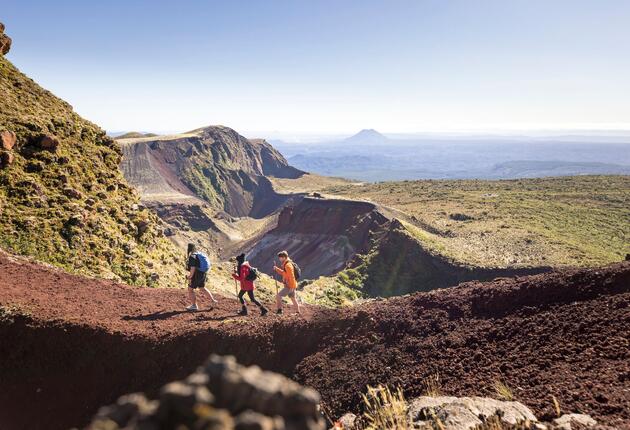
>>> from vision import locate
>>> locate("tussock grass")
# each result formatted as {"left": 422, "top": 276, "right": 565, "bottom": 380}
{"left": 552, "top": 395, "right": 561, "bottom": 418}
{"left": 423, "top": 373, "right": 442, "bottom": 397}
{"left": 361, "top": 385, "right": 409, "bottom": 430}
{"left": 494, "top": 380, "right": 514, "bottom": 401}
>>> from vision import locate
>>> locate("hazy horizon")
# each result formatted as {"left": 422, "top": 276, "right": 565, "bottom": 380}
{"left": 4, "top": 0, "right": 630, "bottom": 135}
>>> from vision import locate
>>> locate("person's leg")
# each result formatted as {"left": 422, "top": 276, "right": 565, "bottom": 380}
{"left": 237, "top": 290, "right": 248, "bottom": 315}
{"left": 289, "top": 291, "right": 301, "bottom": 314}
{"left": 187, "top": 287, "right": 198, "bottom": 310}
{"left": 247, "top": 291, "right": 263, "bottom": 307}
{"left": 276, "top": 288, "right": 287, "bottom": 313}
{"left": 201, "top": 287, "right": 218, "bottom": 303}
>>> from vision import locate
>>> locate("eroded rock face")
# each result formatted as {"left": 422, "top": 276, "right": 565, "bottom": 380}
{"left": 119, "top": 126, "right": 303, "bottom": 218}
{"left": 0, "top": 23, "right": 12, "bottom": 56}
{"left": 86, "top": 355, "right": 326, "bottom": 430}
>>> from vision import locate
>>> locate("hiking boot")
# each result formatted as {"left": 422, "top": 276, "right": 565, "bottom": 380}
{"left": 237, "top": 306, "right": 248, "bottom": 316}
{"left": 260, "top": 307, "right": 269, "bottom": 316}
{"left": 186, "top": 304, "right": 198, "bottom": 311}
{"left": 276, "top": 308, "right": 283, "bottom": 315}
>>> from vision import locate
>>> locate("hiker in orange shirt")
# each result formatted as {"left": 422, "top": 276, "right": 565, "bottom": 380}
{"left": 273, "top": 250, "right": 301, "bottom": 315}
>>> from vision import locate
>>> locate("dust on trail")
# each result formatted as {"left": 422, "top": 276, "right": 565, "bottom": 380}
{"left": 1, "top": 250, "right": 629, "bottom": 429}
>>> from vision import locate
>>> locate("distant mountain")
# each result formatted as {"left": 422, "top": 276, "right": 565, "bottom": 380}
{"left": 114, "top": 131, "right": 159, "bottom": 140}
{"left": 343, "top": 129, "right": 389, "bottom": 145}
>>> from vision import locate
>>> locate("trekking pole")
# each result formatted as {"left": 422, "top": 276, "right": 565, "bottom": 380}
{"left": 233, "top": 262, "right": 239, "bottom": 302}
{"left": 273, "top": 260, "right": 279, "bottom": 295}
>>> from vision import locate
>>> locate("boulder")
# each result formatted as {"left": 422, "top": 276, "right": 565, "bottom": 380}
{"left": 39, "top": 135, "right": 60, "bottom": 151}
{"left": 0, "top": 23, "right": 11, "bottom": 56}
{"left": 332, "top": 413, "right": 357, "bottom": 429}
{"left": 0, "top": 151, "right": 14, "bottom": 168}
{"left": 63, "top": 187, "right": 83, "bottom": 199}
{"left": 136, "top": 219, "right": 150, "bottom": 235}
{"left": 407, "top": 396, "right": 537, "bottom": 430}
{"left": 552, "top": 413, "right": 597, "bottom": 430}
{"left": 1, "top": 130, "right": 16, "bottom": 150}
{"left": 85, "top": 355, "right": 325, "bottom": 430}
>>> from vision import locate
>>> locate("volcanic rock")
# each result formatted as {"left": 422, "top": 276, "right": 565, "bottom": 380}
{"left": 135, "top": 219, "right": 150, "bottom": 235}
{"left": 63, "top": 187, "right": 83, "bottom": 199}
{"left": 553, "top": 413, "right": 597, "bottom": 430}
{"left": 86, "top": 354, "right": 325, "bottom": 430}
{"left": 1, "top": 130, "right": 16, "bottom": 150}
{"left": 39, "top": 134, "right": 60, "bottom": 151}
{"left": 0, "top": 150, "right": 14, "bottom": 167}
{"left": 334, "top": 413, "right": 357, "bottom": 429}
{"left": 0, "top": 23, "right": 11, "bottom": 56}
{"left": 407, "top": 396, "right": 537, "bottom": 429}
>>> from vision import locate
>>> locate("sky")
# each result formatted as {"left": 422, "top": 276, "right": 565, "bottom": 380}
{"left": 3, "top": 0, "right": 630, "bottom": 137}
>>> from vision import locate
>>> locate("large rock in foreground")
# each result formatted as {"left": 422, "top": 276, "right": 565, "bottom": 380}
{"left": 408, "top": 396, "right": 538, "bottom": 429}
{"left": 86, "top": 355, "right": 326, "bottom": 430}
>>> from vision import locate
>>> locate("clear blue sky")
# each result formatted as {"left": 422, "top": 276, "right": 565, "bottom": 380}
{"left": 3, "top": 0, "right": 630, "bottom": 136}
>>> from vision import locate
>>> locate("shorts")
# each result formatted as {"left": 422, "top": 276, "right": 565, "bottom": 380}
{"left": 189, "top": 270, "right": 207, "bottom": 289}
{"left": 278, "top": 286, "right": 296, "bottom": 298}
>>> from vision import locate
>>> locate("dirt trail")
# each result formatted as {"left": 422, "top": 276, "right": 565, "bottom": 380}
{"left": 1, "top": 251, "right": 629, "bottom": 429}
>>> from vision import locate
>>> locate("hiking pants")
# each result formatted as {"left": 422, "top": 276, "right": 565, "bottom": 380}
{"left": 238, "top": 290, "right": 263, "bottom": 307}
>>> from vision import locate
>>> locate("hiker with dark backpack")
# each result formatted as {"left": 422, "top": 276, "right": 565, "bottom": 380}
{"left": 232, "top": 253, "right": 268, "bottom": 316}
{"left": 273, "top": 250, "right": 301, "bottom": 315}
{"left": 185, "top": 243, "right": 218, "bottom": 311}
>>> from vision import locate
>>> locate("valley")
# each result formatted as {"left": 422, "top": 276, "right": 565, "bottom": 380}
{"left": 116, "top": 129, "right": 628, "bottom": 299}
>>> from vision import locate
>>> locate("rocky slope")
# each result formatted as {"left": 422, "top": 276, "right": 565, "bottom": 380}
{"left": 0, "top": 23, "right": 183, "bottom": 286}
{"left": 247, "top": 197, "right": 389, "bottom": 279}
{"left": 119, "top": 126, "right": 303, "bottom": 218}
{"left": 245, "top": 196, "right": 548, "bottom": 296}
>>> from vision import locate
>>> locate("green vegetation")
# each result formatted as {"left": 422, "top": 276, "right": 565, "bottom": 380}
{"left": 325, "top": 176, "right": 630, "bottom": 268}
{"left": 0, "top": 56, "right": 184, "bottom": 287}
{"left": 298, "top": 275, "right": 364, "bottom": 307}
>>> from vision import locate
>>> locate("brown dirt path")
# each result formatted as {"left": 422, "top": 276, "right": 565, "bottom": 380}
{"left": 0, "top": 251, "right": 318, "bottom": 338}
{"left": 1, "top": 251, "right": 629, "bottom": 429}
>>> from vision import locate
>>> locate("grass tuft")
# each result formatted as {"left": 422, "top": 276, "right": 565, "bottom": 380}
{"left": 361, "top": 385, "right": 409, "bottom": 430}
{"left": 423, "top": 373, "right": 442, "bottom": 397}
{"left": 493, "top": 380, "right": 514, "bottom": 401}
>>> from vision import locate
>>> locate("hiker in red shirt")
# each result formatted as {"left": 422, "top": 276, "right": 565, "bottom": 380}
{"left": 232, "top": 253, "right": 268, "bottom": 316}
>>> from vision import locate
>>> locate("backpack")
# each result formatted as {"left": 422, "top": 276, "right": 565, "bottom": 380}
{"left": 192, "top": 252, "right": 211, "bottom": 273}
{"left": 291, "top": 261, "right": 302, "bottom": 280}
{"left": 245, "top": 266, "right": 259, "bottom": 281}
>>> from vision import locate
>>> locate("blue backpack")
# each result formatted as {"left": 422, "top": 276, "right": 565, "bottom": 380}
{"left": 192, "top": 252, "right": 211, "bottom": 273}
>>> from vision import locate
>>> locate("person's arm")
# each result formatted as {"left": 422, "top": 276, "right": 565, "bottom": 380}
{"left": 232, "top": 266, "right": 243, "bottom": 281}
{"left": 188, "top": 266, "right": 196, "bottom": 280}
{"left": 273, "top": 265, "right": 285, "bottom": 276}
